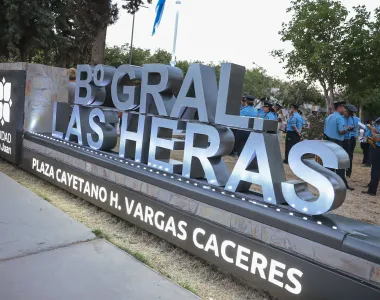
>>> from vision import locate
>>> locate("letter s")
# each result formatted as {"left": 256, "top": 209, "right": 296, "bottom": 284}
{"left": 177, "top": 221, "right": 187, "bottom": 241}
{"left": 282, "top": 140, "right": 349, "bottom": 215}
{"left": 285, "top": 268, "right": 303, "bottom": 295}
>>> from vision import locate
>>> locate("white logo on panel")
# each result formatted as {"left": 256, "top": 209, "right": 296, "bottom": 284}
{"left": 0, "top": 77, "right": 12, "bottom": 126}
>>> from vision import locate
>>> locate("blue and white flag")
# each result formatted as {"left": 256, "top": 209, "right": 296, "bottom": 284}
{"left": 152, "top": 0, "right": 167, "bottom": 35}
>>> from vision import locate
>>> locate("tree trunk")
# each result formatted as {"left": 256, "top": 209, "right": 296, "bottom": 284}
{"left": 91, "top": 26, "right": 108, "bottom": 65}
{"left": 322, "top": 87, "right": 330, "bottom": 114}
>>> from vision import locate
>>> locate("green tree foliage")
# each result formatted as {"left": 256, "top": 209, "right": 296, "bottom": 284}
{"left": 0, "top": 0, "right": 151, "bottom": 66}
{"left": 104, "top": 45, "right": 324, "bottom": 105}
{"left": 272, "top": 0, "right": 349, "bottom": 108}
{"left": 0, "top": 0, "right": 55, "bottom": 61}
{"left": 276, "top": 81, "right": 324, "bottom": 106}
{"left": 273, "top": 0, "right": 380, "bottom": 116}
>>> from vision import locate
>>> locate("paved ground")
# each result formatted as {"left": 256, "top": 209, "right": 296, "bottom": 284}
{"left": 0, "top": 172, "right": 198, "bottom": 300}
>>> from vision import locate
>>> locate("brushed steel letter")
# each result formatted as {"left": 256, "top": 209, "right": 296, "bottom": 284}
{"left": 282, "top": 140, "right": 349, "bottom": 215}
{"left": 183, "top": 123, "right": 234, "bottom": 186}
{"left": 225, "top": 132, "right": 287, "bottom": 205}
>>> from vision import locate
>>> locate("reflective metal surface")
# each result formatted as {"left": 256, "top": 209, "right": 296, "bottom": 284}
{"left": 64, "top": 105, "right": 92, "bottom": 145}
{"left": 282, "top": 140, "right": 349, "bottom": 215}
{"left": 87, "top": 108, "right": 118, "bottom": 151}
{"left": 140, "top": 64, "right": 183, "bottom": 116}
{"left": 225, "top": 132, "right": 287, "bottom": 205}
{"left": 74, "top": 65, "right": 106, "bottom": 106}
{"left": 119, "top": 112, "right": 152, "bottom": 163}
{"left": 170, "top": 64, "right": 218, "bottom": 122}
{"left": 148, "top": 117, "right": 185, "bottom": 173}
{"left": 182, "top": 123, "right": 234, "bottom": 186}
{"left": 52, "top": 102, "right": 71, "bottom": 139}
{"left": 215, "top": 63, "right": 249, "bottom": 128}
{"left": 111, "top": 65, "right": 142, "bottom": 111}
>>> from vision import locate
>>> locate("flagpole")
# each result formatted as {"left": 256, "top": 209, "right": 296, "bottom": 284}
{"left": 170, "top": 0, "right": 181, "bottom": 67}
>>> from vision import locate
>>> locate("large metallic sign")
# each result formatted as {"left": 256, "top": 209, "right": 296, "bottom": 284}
{"left": 22, "top": 150, "right": 380, "bottom": 300}
{"left": 51, "top": 63, "right": 350, "bottom": 216}
{"left": 0, "top": 70, "right": 26, "bottom": 164}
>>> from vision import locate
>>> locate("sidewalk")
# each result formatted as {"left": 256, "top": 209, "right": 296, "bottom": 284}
{"left": 0, "top": 172, "right": 199, "bottom": 300}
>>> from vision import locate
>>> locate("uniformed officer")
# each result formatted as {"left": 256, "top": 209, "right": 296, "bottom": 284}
{"left": 257, "top": 98, "right": 267, "bottom": 118}
{"left": 273, "top": 103, "right": 282, "bottom": 118}
{"left": 241, "top": 96, "right": 258, "bottom": 117}
{"left": 283, "top": 104, "right": 304, "bottom": 164}
{"left": 362, "top": 117, "right": 380, "bottom": 196}
{"left": 231, "top": 96, "right": 257, "bottom": 156}
{"left": 261, "top": 102, "right": 278, "bottom": 120}
{"left": 240, "top": 96, "right": 248, "bottom": 111}
{"left": 346, "top": 104, "right": 359, "bottom": 178}
{"left": 324, "top": 101, "right": 354, "bottom": 190}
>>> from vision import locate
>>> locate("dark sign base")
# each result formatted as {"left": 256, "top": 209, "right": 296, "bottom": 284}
{"left": 21, "top": 146, "right": 380, "bottom": 300}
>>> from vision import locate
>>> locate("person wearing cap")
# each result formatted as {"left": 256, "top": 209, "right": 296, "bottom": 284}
{"left": 342, "top": 106, "right": 355, "bottom": 177}
{"left": 346, "top": 104, "right": 360, "bottom": 177}
{"left": 362, "top": 117, "right": 380, "bottom": 196}
{"left": 230, "top": 96, "right": 259, "bottom": 157}
{"left": 240, "top": 97, "right": 258, "bottom": 117}
{"left": 261, "top": 102, "right": 278, "bottom": 120}
{"left": 241, "top": 96, "right": 248, "bottom": 111}
{"left": 258, "top": 98, "right": 267, "bottom": 118}
{"left": 283, "top": 104, "right": 304, "bottom": 164}
{"left": 324, "top": 101, "right": 354, "bottom": 190}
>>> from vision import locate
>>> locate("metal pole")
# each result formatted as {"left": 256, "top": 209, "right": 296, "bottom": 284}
{"left": 170, "top": 0, "right": 181, "bottom": 67}
{"left": 129, "top": 13, "right": 136, "bottom": 65}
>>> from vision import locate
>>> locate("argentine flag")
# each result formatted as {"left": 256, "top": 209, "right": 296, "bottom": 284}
{"left": 152, "top": 0, "right": 167, "bottom": 35}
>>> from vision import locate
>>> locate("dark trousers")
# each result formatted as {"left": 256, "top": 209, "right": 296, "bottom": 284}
{"left": 284, "top": 131, "right": 301, "bottom": 162}
{"left": 324, "top": 135, "right": 350, "bottom": 188}
{"left": 346, "top": 137, "right": 357, "bottom": 177}
{"left": 368, "top": 147, "right": 380, "bottom": 195}
{"left": 361, "top": 142, "right": 371, "bottom": 165}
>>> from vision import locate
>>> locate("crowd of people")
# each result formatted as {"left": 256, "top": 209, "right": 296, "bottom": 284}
{"left": 235, "top": 95, "right": 380, "bottom": 197}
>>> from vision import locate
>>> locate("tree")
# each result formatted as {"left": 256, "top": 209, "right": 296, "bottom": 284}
{"left": 276, "top": 81, "right": 324, "bottom": 106}
{"left": 145, "top": 49, "right": 172, "bottom": 64}
{"left": 104, "top": 43, "right": 151, "bottom": 66}
{"left": 272, "top": 0, "right": 349, "bottom": 108}
{"left": 0, "top": 0, "right": 55, "bottom": 61}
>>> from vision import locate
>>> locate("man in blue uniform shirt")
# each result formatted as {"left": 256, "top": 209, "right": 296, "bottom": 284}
{"left": 346, "top": 104, "right": 359, "bottom": 177}
{"left": 342, "top": 106, "right": 355, "bottom": 177}
{"left": 231, "top": 96, "right": 258, "bottom": 156}
{"left": 241, "top": 96, "right": 258, "bottom": 117}
{"left": 261, "top": 102, "right": 278, "bottom": 120}
{"left": 257, "top": 98, "right": 266, "bottom": 118}
{"left": 324, "top": 101, "right": 354, "bottom": 190}
{"left": 362, "top": 117, "right": 380, "bottom": 196}
{"left": 283, "top": 104, "right": 304, "bottom": 164}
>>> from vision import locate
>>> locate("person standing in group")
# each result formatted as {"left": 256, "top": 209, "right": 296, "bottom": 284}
{"left": 240, "top": 95, "right": 258, "bottom": 117}
{"left": 273, "top": 103, "right": 284, "bottom": 141}
{"left": 342, "top": 107, "right": 354, "bottom": 159}
{"left": 261, "top": 102, "right": 278, "bottom": 120}
{"left": 258, "top": 98, "right": 267, "bottom": 118}
{"left": 345, "top": 104, "right": 359, "bottom": 178}
{"left": 230, "top": 95, "right": 258, "bottom": 157}
{"left": 362, "top": 117, "right": 380, "bottom": 196}
{"left": 359, "top": 122, "right": 371, "bottom": 167}
{"left": 323, "top": 101, "right": 354, "bottom": 190}
{"left": 240, "top": 96, "right": 248, "bottom": 111}
{"left": 283, "top": 104, "right": 304, "bottom": 164}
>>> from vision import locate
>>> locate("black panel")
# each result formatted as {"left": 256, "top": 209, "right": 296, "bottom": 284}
{"left": 21, "top": 148, "right": 380, "bottom": 300}
{"left": 23, "top": 132, "right": 380, "bottom": 265}
{"left": 0, "top": 71, "right": 26, "bottom": 164}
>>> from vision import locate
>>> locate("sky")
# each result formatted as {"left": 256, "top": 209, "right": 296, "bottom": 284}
{"left": 106, "top": 0, "right": 379, "bottom": 80}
